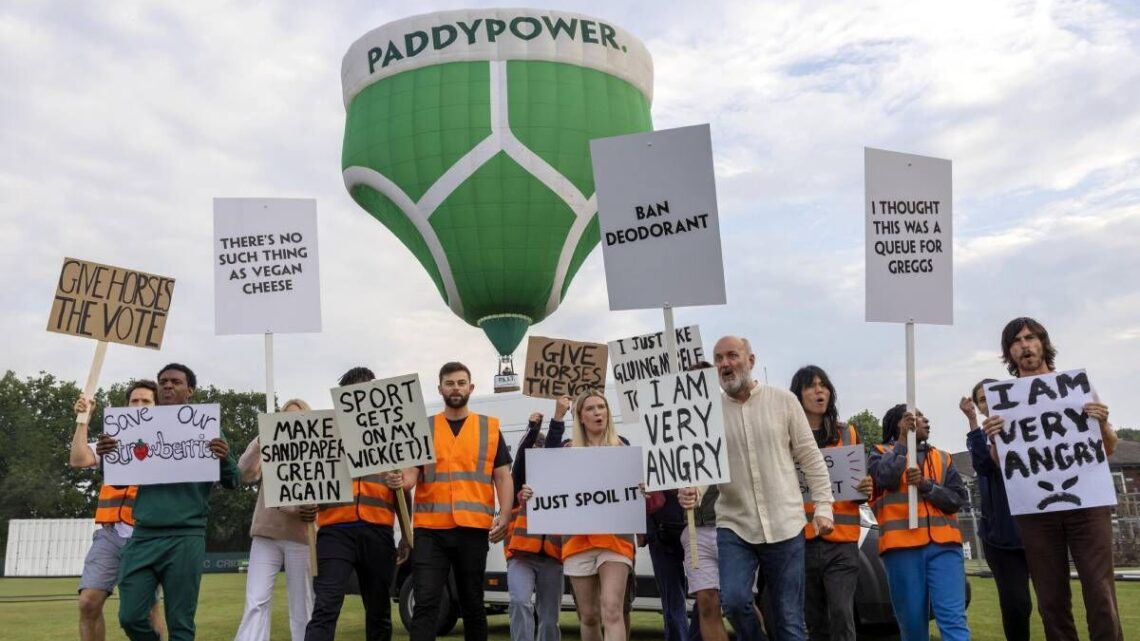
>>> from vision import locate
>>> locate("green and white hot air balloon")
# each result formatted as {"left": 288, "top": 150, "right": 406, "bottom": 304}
{"left": 341, "top": 8, "right": 654, "bottom": 357}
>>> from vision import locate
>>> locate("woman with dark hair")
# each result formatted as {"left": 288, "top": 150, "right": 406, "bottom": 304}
{"left": 790, "top": 366, "right": 871, "bottom": 641}
{"left": 961, "top": 379, "right": 1031, "bottom": 641}
{"left": 868, "top": 405, "right": 969, "bottom": 641}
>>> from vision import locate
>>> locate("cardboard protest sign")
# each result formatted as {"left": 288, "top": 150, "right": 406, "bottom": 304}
{"left": 609, "top": 325, "right": 704, "bottom": 424}
{"left": 864, "top": 148, "right": 953, "bottom": 325}
{"left": 214, "top": 198, "right": 322, "bottom": 335}
{"left": 257, "top": 410, "right": 353, "bottom": 508}
{"left": 525, "top": 446, "right": 647, "bottom": 535}
{"left": 797, "top": 444, "right": 867, "bottom": 502}
{"left": 984, "top": 369, "right": 1116, "bottom": 515}
{"left": 591, "top": 124, "right": 726, "bottom": 311}
{"left": 331, "top": 373, "right": 433, "bottom": 477}
{"left": 47, "top": 258, "right": 176, "bottom": 349}
{"left": 102, "top": 404, "right": 221, "bottom": 485}
{"left": 523, "top": 336, "right": 608, "bottom": 399}
{"left": 635, "top": 369, "right": 728, "bottom": 491}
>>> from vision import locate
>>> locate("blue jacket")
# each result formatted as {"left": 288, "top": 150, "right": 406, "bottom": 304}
{"left": 966, "top": 427, "right": 1022, "bottom": 549}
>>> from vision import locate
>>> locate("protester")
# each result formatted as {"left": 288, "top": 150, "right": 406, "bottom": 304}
{"left": 69, "top": 381, "right": 166, "bottom": 641}
{"left": 306, "top": 368, "right": 404, "bottom": 641}
{"left": 521, "top": 391, "right": 637, "bottom": 641}
{"left": 233, "top": 398, "right": 314, "bottom": 641}
{"left": 682, "top": 484, "right": 723, "bottom": 641}
{"left": 680, "top": 336, "right": 833, "bottom": 641}
{"left": 503, "top": 396, "right": 569, "bottom": 641}
{"left": 644, "top": 488, "right": 698, "bottom": 641}
{"left": 960, "top": 379, "right": 1031, "bottom": 641}
{"left": 870, "top": 405, "right": 969, "bottom": 641}
{"left": 790, "top": 365, "right": 872, "bottom": 641}
{"left": 110, "top": 363, "right": 240, "bottom": 641}
{"left": 397, "top": 361, "right": 513, "bottom": 641}
{"left": 981, "top": 317, "right": 1121, "bottom": 641}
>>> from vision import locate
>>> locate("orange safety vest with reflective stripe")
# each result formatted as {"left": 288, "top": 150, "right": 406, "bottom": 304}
{"left": 804, "top": 424, "right": 864, "bottom": 543}
{"left": 317, "top": 474, "right": 396, "bottom": 527}
{"left": 871, "top": 444, "right": 962, "bottom": 554}
{"left": 94, "top": 484, "right": 137, "bottom": 526}
{"left": 562, "top": 533, "right": 636, "bottom": 562}
{"left": 414, "top": 413, "right": 500, "bottom": 530}
{"left": 504, "top": 504, "right": 563, "bottom": 561}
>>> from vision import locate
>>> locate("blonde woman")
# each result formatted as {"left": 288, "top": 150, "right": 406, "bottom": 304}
{"left": 234, "top": 399, "right": 314, "bottom": 641}
{"left": 520, "top": 391, "right": 636, "bottom": 641}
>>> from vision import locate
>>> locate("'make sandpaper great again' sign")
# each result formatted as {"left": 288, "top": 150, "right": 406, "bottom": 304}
{"left": 48, "top": 258, "right": 176, "bottom": 349}
{"left": 258, "top": 410, "right": 353, "bottom": 507}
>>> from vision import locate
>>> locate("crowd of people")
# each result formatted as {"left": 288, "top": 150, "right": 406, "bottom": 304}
{"left": 67, "top": 317, "right": 1123, "bottom": 641}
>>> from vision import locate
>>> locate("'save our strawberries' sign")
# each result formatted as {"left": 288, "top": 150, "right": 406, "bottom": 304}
{"left": 102, "top": 404, "right": 223, "bottom": 485}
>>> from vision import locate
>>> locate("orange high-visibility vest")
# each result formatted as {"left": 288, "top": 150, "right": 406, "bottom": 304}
{"left": 94, "top": 484, "right": 137, "bottom": 526}
{"left": 317, "top": 474, "right": 396, "bottom": 527}
{"left": 871, "top": 444, "right": 962, "bottom": 554}
{"left": 805, "top": 424, "right": 864, "bottom": 543}
{"left": 562, "top": 534, "right": 636, "bottom": 562}
{"left": 505, "top": 504, "right": 563, "bottom": 561}
{"left": 414, "top": 413, "right": 500, "bottom": 530}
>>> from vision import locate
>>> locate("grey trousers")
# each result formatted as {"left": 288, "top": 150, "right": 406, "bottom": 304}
{"left": 803, "top": 538, "right": 859, "bottom": 641}
{"left": 507, "top": 553, "right": 564, "bottom": 641}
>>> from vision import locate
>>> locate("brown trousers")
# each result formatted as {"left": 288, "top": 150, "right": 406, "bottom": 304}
{"left": 1015, "top": 506, "right": 1121, "bottom": 641}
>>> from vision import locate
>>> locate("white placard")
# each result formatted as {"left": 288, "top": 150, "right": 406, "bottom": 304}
{"left": 984, "top": 369, "right": 1116, "bottom": 516}
{"left": 797, "top": 444, "right": 867, "bottom": 502}
{"left": 257, "top": 410, "right": 354, "bottom": 508}
{"left": 609, "top": 325, "right": 704, "bottom": 425}
{"left": 102, "top": 404, "right": 222, "bottom": 485}
{"left": 591, "top": 124, "right": 726, "bottom": 311}
{"left": 525, "top": 447, "right": 647, "bottom": 535}
{"left": 331, "top": 373, "right": 434, "bottom": 477}
{"left": 635, "top": 369, "right": 728, "bottom": 491}
{"left": 214, "top": 198, "right": 322, "bottom": 335}
{"left": 864, "top": 148, "right": 952, "bottom": 325}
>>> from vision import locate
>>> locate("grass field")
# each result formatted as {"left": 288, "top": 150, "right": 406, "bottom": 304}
{"left": 1, "top": 574, "right": 1137, "bottom": 640}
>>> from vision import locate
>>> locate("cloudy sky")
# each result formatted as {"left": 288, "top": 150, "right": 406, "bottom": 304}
{"left": 3, "top": 0, "right": 1138, "bottom": 453}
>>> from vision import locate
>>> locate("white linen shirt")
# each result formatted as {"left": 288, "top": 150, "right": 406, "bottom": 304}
{"left": 715, "top": 382, "right": 834, "bottom": 544}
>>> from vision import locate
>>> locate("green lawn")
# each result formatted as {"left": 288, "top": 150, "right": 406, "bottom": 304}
{"left": 1, "top": 574, "right": 1137, "bottom": 640}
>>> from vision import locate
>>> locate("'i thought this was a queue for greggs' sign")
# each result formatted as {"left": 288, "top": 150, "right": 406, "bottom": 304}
{"left": 340, "top": 8, "right": 654, "bottom": 359}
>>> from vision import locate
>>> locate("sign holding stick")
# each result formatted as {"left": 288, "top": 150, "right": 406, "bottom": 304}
{"left": 103, "top": 404, "right": 221, "bottom": 485}
{"left": 636, "top": 369, "right": 729, "bottom": 492}
{"left": 609, "top": 325, "right": 704, "bottom": 424}
{"left": 984, "top": 369, "right": 1116, "bottom": 515}
{"left": 257, "top": 410, "right": 353, "bottom": 508}
{"left": 48, "top": 257, "right": 176, "bottom": 349}
{"left": 525, "top": 447, "right": 647, "bottom": 535}
{"left": 523, "top": 336, "right": 608, "bottom": 399}
{"left": 797, "top": 445, "right": 867, "bottom": 502}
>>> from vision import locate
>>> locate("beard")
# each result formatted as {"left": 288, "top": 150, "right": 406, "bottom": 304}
{"left": 444, "top": 392, "right": 470, "bottom": 409}
{"left": 719, "top": 367, "right": 751, "bottom": 396}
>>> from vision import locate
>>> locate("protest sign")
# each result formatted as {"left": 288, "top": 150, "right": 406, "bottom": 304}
{"left": 591, "top": 124, "right": 726, "bottom": 311}
{"left": 102, "top": 404, "right": 221, "bottom": 485}
{"left": 523, "top": 336, "right": 608, "bottom": 399}
{"left": 984, "top": 369, "right": 1116, "bottom": 515}
{"left": 257, "top": 410, "right": 353, "bottom": 508}
{"left": 213, "top": 198, "right": 322, "bottom": 335}
{"left": 525, "top": 446, "right": 646, "bottom": 535}
{"left": 797, "top": 444, "right": 867, "bottom": 502}
{"left": 864, "top": 147, "right": 953, "bottom": 325}
{"left": 331, "top": 373, "right": 433, "bottom": 477}
{"left": 635, "top": 369, "right": 728, "bottom": 491}
{"left": 609, "top": 325, "right": 704, "bottom": 424}
{"left": 47, "top": 258, "right": 176, "bottom": 349}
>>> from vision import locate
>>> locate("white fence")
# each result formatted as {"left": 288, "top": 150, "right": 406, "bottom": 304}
{"left": 5, "top": 518, "right": 97, "bottom": 577}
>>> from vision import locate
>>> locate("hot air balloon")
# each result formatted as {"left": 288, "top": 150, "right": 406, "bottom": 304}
{"left": 340, "top": 8, "right": 654, "bottom": 369}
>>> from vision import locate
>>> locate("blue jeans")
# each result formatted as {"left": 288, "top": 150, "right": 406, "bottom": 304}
{"left": 881, "top": 543, "right": 970, "bottom": 641}
{"left": 717, "top": 528, "right": 805, "bottom": 641}
{"left": 507, "top": 554, "right": 563, "bottom": 641}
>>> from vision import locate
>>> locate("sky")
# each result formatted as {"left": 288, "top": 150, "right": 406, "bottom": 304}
{"left": 2, "top": 0, "right": 1139, "bottom": 454}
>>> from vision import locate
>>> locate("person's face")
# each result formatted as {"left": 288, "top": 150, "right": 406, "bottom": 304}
{"left": 1009, "top": 325, "right": 1046, "bottom": 375}
{"left": 128, "top": 388, "right": 156, "bottom": 407}
{"left": 438, "top": 371, "right": 472, "bottom": 409}
{"left": 915, "top": 411, "right": 930, "bottom": 441}
{"left": 713, "top": 337, "right": 754, "bottom": 395}
{"left": 973, "top": 388, "right": 990, "bottom": 417}
{"left": 157, "top": 369, "right": 192, "bottom": 405}
{"left": 578, "top": 395, "right": 609, "bottom": 437}
{"left": 800, "top": 376, "right": 829, "bottom": 420}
